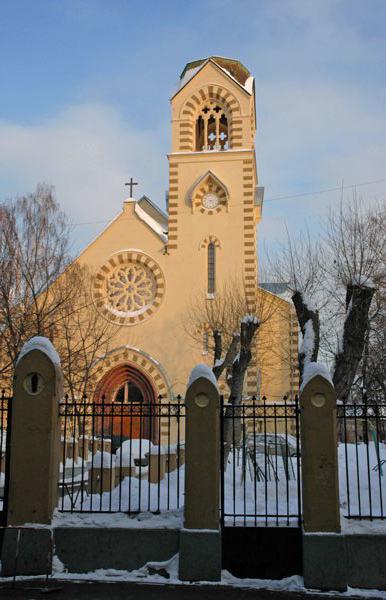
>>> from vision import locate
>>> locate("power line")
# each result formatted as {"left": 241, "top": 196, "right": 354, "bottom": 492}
{"left": 267, "top": 177, "right": 386, "bottom": 202}
{"left": 69, "top": 176, "right": 386, "bottom": 228}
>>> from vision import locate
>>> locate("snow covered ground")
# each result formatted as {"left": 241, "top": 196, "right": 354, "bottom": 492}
{"left": 339, "top": 442, "right": 385, "bottom": 519}
{"left": 3, "top": 553, "right": 386, "bottom": 598}
{"left": 58, "top": 439, "right": 385, "bottom": 526}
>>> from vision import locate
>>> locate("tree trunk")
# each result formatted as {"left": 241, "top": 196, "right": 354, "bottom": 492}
{"left": 212, "top": 330, "right": 240, "bottom": 380}
{"left": 333, "top": 285, "right": 375, "bottom": 401}
{"left": 292, "top": 290, "right": 320, "bottom": 382}
{"left": 223, "top": 319, "right": 259, "bottom": 467}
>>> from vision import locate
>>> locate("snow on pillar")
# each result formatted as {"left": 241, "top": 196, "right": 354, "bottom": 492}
{"left": 300, "top": 363, "right": 340, "bottom": 533}
{"left": 179, "top": 364, "right": 221, "bottom": 582}
{"left": 7, "top": 337, "right": 62, "bottom": 525}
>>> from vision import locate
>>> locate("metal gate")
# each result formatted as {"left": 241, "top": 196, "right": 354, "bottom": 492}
{"left": 220, "top": 396, "right": 302, "bottom": 579}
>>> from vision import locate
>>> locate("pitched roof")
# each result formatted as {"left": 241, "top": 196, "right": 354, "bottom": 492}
{"left": 172, "top": 56, "right": 254, "bottom": 99}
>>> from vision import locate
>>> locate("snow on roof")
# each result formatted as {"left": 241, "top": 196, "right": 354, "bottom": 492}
{"left": 17, "top": 336, "right": 61, "bottom": 366}
{"left": 188, "top": 363, "right": 219, "bottom": 391}
{"left": 138, "top": 196, "right": 168, "bottom": 226}
{"left": 300, "top": 361, "right": 333, "bottom": 394}
{"left": 260, "top": 282, "right": 289, "bottom": 296}
{"left": 134, "top": 202, "right": 168, "bottom": 243}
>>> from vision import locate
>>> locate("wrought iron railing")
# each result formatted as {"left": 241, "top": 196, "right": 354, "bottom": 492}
{"left": 337, "top": 401, "right": 385, "bottom": 520}
{"left": 220, "top": 396, "right": 302, "bottom": 527}
{"left": 58, "top": 395, "right": 186, "bottom": 514}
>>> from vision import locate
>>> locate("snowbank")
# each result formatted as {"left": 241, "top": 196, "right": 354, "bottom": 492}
{"left": 16, "top": 336, "right": 61, "bottom": 366}
{"left": 116, "top": 439, "right": 153, "bottom": 466}
{"left": 93, "top": 451, "right": 115, "bottom": 469}
{"left": 188, "top": 364, "right": 219, "bottom": 390}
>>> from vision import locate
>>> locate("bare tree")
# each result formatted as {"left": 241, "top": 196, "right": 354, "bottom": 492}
{"left": 0, "top": 184, "right": 71, "bottom": 385}
{"left": 266, "top": 230, "right": 325, "bottom": 382}
{"left": 325, "top": 198, "right": 385, "bottom": 400}
{"left": 53, "top": 264, "right": 120, "bottom": 401}
{"left": 187, "top": 280, "right": 277, "bottom": 459}
{"left": 267, "top": 195, "right": 386, "bottom": 400}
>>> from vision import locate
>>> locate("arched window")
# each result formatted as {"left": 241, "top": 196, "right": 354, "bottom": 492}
{"left": 195, "top": 103, "right": 229, "bottom": 151}
{"left": 114, "top": 382, "right": 144, "bottom": 404}
{"left": 207, "top": 242, "right": 216, "bottom": 294}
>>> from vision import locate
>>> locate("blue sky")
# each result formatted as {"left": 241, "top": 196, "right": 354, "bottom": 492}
{"left": 1, "top": 0, "right": 385, "bottom": 254}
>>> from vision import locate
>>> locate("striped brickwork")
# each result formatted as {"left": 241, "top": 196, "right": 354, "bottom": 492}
{"left": 93, "top": 251, "right": 165, "bottom": 326}
{"left": 167, "top": 162, "right": 179, "bottom": 250}
{"left": 91, "top": 347, "right": 170, "bottom": 400}
{"left": 178, "top": 85, "right": 241, "bottom": 151}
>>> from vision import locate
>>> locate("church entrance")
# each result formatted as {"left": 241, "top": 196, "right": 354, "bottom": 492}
{"left": 94, "top": 364, "right": 157, "bottom": 451}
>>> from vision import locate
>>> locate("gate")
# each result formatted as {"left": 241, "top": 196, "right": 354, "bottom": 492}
{"left": 220, "top": 396, "right": 302, "bottom": 579}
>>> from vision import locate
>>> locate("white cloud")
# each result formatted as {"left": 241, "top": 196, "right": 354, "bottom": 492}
{"left": 0, "top": 104, "right": 169, "bottom": 251}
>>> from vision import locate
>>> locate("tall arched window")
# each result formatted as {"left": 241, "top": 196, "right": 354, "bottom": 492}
{"left": 207, "top": 242, "right": 216, "bottom": 294}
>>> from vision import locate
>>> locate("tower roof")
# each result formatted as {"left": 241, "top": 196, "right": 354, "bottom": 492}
{"left": 180, "top": 56, "right": 251, "bottom": 86}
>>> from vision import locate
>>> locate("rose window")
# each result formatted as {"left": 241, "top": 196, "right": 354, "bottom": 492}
{"left": 107, "top": 263, "right": 156, "bottom": 316}
{"left": 93, "top": 251, "right": 165, "bottom": 326}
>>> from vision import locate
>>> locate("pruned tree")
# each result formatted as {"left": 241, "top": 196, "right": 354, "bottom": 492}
{"left": 267, "top": 195, "right": 386, "bottom": 401}
{"left": 267, "top": 230, "right": 324, "bottom": 381}
{"left": 325, "top": 198, "right": 384, "bottom": 400}
{"left": 187, "top": 280, "right": 277, "bottom": 460}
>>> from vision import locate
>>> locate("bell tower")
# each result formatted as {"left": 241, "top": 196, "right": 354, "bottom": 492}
{"left": 167, "top": 57, "right": 262, "bottom": 310}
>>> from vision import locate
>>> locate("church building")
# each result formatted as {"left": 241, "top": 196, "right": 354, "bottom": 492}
{"left": 76, "top": 56, "right": 298, "bottom": 412}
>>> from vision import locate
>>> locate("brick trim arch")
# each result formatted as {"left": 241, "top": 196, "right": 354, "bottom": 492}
{"left": 91, "top": 346, "right": 171, "bottom": 400}
{"left": 189, "top": 171, "right": 229, "bottom": 215}
{"left": 178, "top": 84, "right": 242, "bottom": 151}
{"left": 199, "top": 235, "right": 222, "bottom": 250}
{"left": 92, "top": 250, "right": 165, "bottom": 326}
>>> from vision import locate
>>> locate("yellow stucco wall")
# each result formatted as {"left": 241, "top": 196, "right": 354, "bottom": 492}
{"left": 70, "top": 57, "right": 298, "bottom": 401}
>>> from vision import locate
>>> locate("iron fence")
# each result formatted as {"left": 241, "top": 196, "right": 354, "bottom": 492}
{"left": 220, "top": 396, "right": 302, "bottom": 527}
{"left": 337, "top": 401, "right": 386, "bottom": 520}
{"left": 58, "top": 395, "right": 186, "bottom": 514}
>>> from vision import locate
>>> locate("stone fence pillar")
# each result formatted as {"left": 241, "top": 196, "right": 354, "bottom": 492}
{"left": 2, "top": 337, "right": 62, "bottom": 576}
{"left": 179, "top": 365, "right": 221, "bottom": 582}
{"left": 300, "top": 364, "right": 347, "bottom": 591}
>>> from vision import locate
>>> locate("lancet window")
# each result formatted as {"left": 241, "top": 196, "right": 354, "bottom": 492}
{"left": 195, "top": 102, "right": 229, "bottom": 151}
{"left": 207, "top": 242, "right": 216, "bottom": 294}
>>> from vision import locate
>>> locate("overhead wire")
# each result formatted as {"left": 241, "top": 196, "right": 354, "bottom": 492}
{"left": 69, "top": 175, "right": 386, "bottom": 228}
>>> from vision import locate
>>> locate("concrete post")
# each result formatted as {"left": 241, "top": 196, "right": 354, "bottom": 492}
{"left": 179, "top": 367, "right": 221, "bottom": 582}
{"left": 300, "top": 368, "right": 347, "bottom": 591}
{"left": 2, "top": 337, "right": 63, "bottom": 576}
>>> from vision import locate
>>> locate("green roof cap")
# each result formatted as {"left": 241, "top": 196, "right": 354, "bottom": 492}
{"left": 180, "top": 56, "right": 251, "bottom": 86}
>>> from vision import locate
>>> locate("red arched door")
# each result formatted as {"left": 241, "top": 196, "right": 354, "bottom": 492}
{"left": 94, "top": 364, "right": 157, "bottom": 446}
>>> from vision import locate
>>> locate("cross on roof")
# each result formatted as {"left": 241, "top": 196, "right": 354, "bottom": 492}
{"left": 125, "top": 177, "right": 138, "bottom": 198}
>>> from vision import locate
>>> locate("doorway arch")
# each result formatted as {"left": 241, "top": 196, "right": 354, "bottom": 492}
{"left": 94, "top": 363, "right": 158, "bottom": 448}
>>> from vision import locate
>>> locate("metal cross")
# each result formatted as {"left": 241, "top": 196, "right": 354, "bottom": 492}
{"left": 125, "top": 177, "right": 138, "bottom": 197}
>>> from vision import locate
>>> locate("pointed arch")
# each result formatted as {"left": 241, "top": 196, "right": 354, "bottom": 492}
{"left": 91, "top": 346, "right": 172, "bottom": 401}
{"left": 199, "top": 235, "right": 222, "bottom": 250}
{"left": 188, "top": 171, "right": 229, "bottom": 215}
